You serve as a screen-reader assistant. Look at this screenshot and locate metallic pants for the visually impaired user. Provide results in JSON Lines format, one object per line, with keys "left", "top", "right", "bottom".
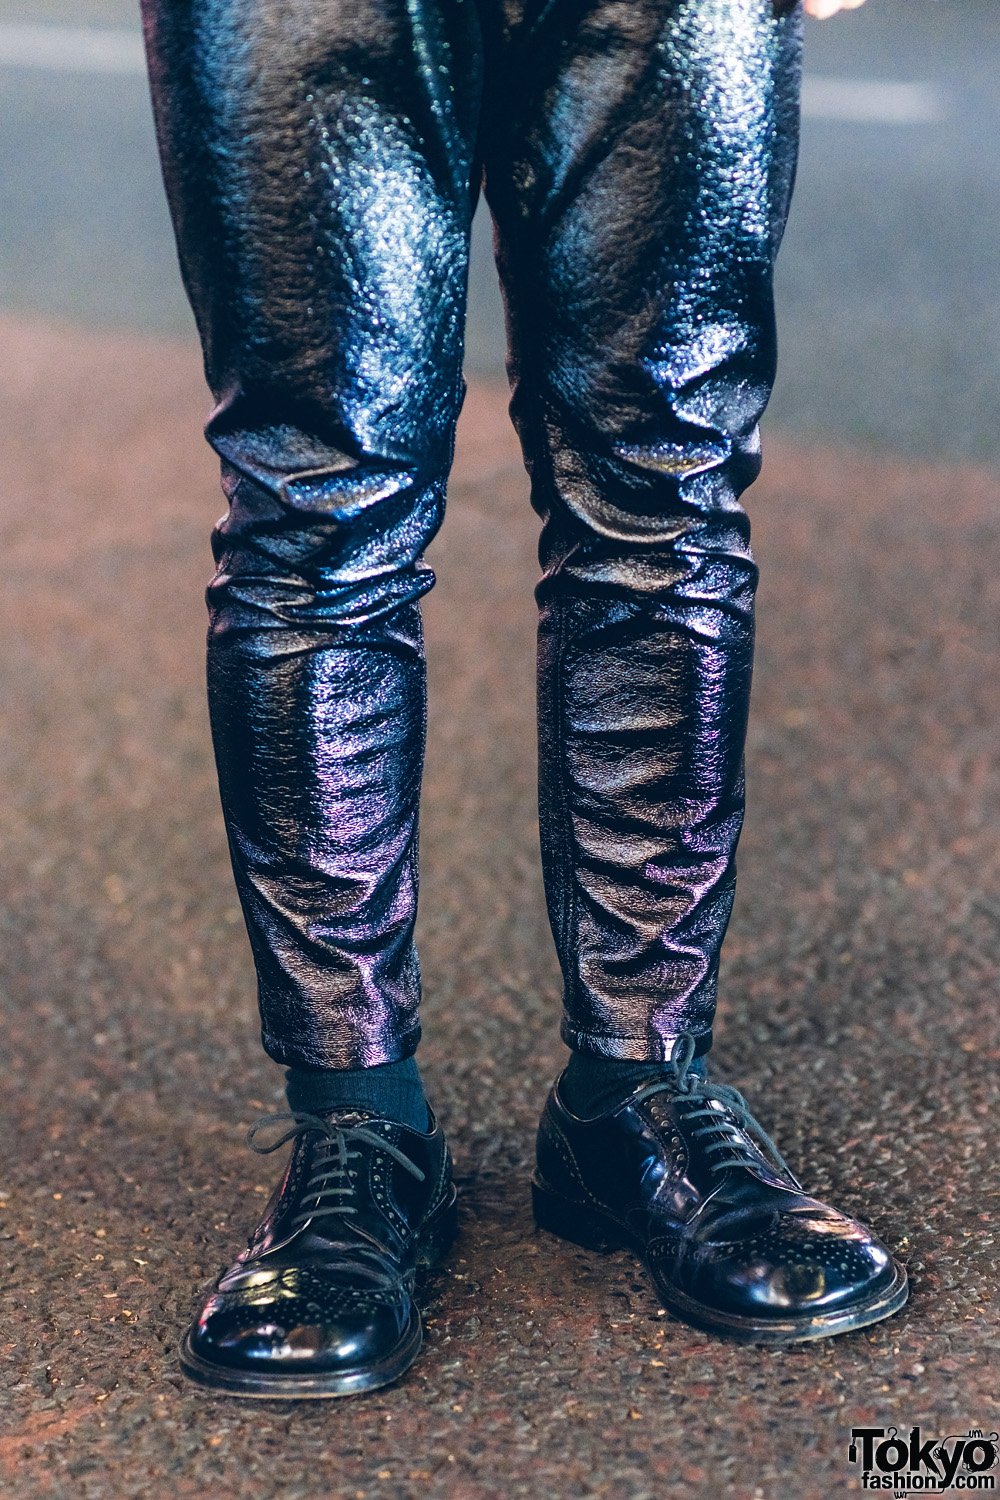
{"left": 140, "top": 0, "right": 804, "bottom": 1068}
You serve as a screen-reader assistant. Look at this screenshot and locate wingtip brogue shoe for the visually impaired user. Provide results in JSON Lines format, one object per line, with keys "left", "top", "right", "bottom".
{"left": 180, "top": 1106, "right": 457, "bottom": 1397}
{"left": 533, "top": 1036, "right": 908, "bottom": 1344}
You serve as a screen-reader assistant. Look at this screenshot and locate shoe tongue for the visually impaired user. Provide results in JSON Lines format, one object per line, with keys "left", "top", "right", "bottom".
{"left": 315, "top": 1105, "right": 389, "bottom": 1130}
{"left": 309, "top": 1109, "right": 409, "bottom": 1158}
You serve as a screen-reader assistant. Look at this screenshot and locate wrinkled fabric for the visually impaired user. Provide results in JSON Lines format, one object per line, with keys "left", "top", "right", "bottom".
{"left": 140, "top": 0, "right": 804, "bottom": 1067}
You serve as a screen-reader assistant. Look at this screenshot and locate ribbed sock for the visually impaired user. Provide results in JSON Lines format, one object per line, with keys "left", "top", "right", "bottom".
{"left": 284, "top": 1055, "right": 431, "bottom": 1131}
{"left": 561, "top": 1049, "right": 708, "bottom": 1120}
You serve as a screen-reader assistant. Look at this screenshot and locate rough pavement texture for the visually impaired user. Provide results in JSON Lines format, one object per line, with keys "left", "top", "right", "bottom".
{"left": 0, "top": 314, "right": 997, "bottom": 1499}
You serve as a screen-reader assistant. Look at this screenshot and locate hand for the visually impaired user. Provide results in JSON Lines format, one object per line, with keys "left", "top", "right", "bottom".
{"left": 803, "top": 0, "right": 867, "bottom": 16}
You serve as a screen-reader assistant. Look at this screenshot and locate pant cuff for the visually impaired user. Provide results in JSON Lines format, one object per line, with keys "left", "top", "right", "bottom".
{"left": 260, "top": 1022, "right": 422, "bottom": 1072}
{"left": 561, "top": 1019, "right": 713, "bottom": 1064}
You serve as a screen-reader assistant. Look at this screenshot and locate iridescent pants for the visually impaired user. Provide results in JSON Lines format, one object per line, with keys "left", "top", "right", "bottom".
{"left": 140, "top": 0, "right": 803, "bottom": 1068}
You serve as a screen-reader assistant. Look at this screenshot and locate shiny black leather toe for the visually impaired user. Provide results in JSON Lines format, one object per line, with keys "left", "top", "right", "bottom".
{"left": 186, "top": 1263, "right": 419, "bottom": 1380}
{"left": 647, "top": 1194, "right": 899, "bottom": 1330}
{"left": 180, "top": 1107, "right": 457, "bottom": 1397}
{"left": 533, "top": 1038, "right": 908, "bottom": 1344}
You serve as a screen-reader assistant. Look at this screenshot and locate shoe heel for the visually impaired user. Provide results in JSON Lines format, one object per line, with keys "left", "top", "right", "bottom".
{"left": 531, "top": 1179, "right": 623, "bottom": 1252}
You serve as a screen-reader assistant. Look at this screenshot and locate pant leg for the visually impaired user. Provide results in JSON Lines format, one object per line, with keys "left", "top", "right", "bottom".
{"left": 481, "top": 0, "right": 803, "bottom": 1060}
{"left": 140, "top": 0, "right": 484, "bottom": 1067}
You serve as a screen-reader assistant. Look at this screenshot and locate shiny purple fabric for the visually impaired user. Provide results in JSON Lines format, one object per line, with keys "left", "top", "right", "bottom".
{"left": 140, "top": 0, "right": 803, "bottom": 1067}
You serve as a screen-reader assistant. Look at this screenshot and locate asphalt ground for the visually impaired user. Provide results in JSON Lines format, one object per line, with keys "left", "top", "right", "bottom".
{"left": 0, "top": 312, "right": 997, "bottom": 1498}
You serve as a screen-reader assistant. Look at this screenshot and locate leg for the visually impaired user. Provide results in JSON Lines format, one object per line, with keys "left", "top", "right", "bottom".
{"left": 140, "top": 0, "right": 481, "bottom": 1394}
{"left": 141, "top": 0, "right": 483, "bottom": 1068}
{"left": 483, "top": 0, "right": 803, "bottom": 1063}
{"left": 483, "top": 0, "right": 907, "bottom": 1339}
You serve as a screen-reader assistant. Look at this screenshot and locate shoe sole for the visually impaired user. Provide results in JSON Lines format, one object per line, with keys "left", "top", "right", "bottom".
{"left": 532, "top": 1177, "right": 909, "bottom": 1346}
{"left": 177, "top": 1188, "right": 458, "bottom": 1399}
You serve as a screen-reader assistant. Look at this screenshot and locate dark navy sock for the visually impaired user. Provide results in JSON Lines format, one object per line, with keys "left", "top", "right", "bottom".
{"left": 284, "top": 1055, "right": 430, "bottom": 1131}
{"left": 561, "top": 1049, "right": 708, "bottom": 1119}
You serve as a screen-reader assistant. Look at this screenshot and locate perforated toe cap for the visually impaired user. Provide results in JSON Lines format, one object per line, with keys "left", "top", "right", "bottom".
{"left": 189, "top": 1265, "right": 413, "bottom": 1374}
{"left": 678, "top": 1206, "right": 897, "bottom": 1319}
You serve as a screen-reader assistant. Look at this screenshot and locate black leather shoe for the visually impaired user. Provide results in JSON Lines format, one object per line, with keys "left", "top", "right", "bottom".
{"left": 533, "top": 1036, "right": 908, "bottom": 1344}
{"left": 179, "top": 1106, "right": 457, "bottom": 1397}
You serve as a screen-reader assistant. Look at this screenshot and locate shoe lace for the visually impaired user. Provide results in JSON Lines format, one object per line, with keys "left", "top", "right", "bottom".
{"left": 629, "top": 1033, "right": 796, "bottom": 1179}
{"left": 245, "top": 1111, "right": 426, "bottom": 1236}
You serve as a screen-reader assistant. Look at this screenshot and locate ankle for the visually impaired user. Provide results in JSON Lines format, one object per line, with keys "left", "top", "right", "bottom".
{"left": 561, "top": 1048, "right": 708, "bottom": 1119}
{"left": 284, "top": 1054, "right": 431, "bottom": 1132}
